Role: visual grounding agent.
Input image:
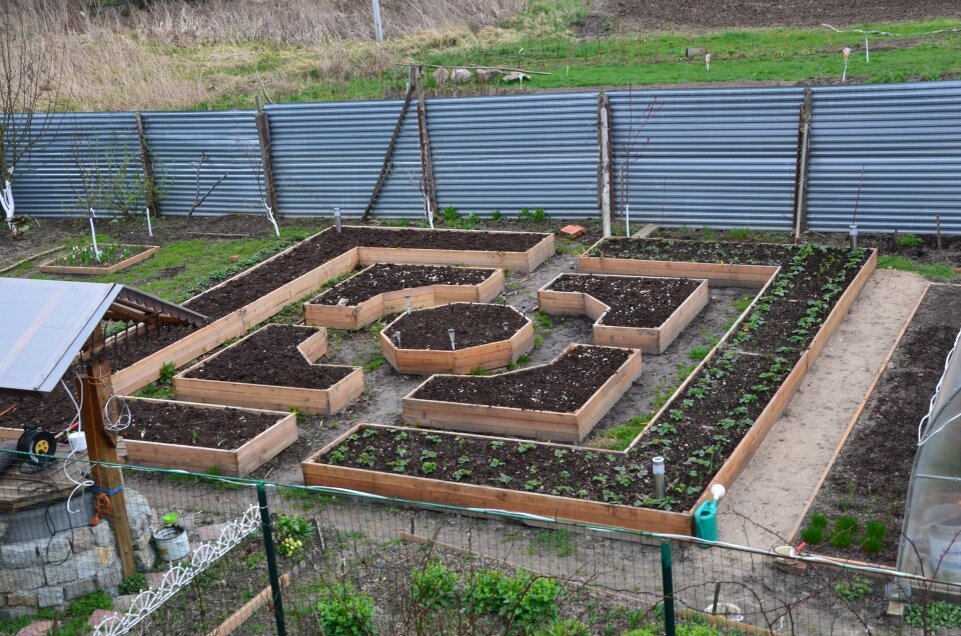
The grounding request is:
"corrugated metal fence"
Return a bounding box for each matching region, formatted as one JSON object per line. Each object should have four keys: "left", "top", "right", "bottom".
{"left": 9, "top": 80, "right": 961, "bottom": 233}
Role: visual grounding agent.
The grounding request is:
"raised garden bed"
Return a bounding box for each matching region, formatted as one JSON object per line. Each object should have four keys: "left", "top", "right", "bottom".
{"left": 174, "top": 324, "right": 363, "bottom": 415}
{"left": 0, "top": 388, "right": 294, "bottom": 476}
{"left": 304, "top": 263, "right": 504, "bottom": 330}
{"left": 381, "top": 303, "right": 533, "bottom": 375}
{"left": 304, "top": 240, "right": 877, "bottom": 534}
{"left": 109, "top": 226, "right": 553, "bottom": 394}
{"left": 537, "top": 274, "right": 708, "bottom": 353}
{"left": 39, "top": 244, "right": 160, "bottom": 275}
{"left": 580, "top": 238, "right": 785, "bottom": 287}
{"left": 402, "top": 344, "right": 642, "bottom": 442}
{"left": 791, "top": 283, "right": 961, "bottom": 568}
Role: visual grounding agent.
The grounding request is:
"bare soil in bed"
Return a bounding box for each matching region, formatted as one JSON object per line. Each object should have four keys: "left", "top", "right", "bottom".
{"left": 410, "top": 345, "right": 632, "bottom": 412}
{"left": 546, "top": 274, "right": 702, "bottom": 327}
{"left": 384, "top": 303, "right": 529, "bottom": 351}
{"left": 310, "top": 263, "right": 493, "bottom": 306}
{"left": 183, "top": 324, "right": 353, "bottom": 388}
{"left": 0, "top": 385, "right": 279, "bottom": 448}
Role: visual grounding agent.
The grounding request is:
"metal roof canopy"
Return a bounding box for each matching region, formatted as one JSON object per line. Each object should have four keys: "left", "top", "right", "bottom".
{"left": 0, "top": 278, "right": 206, "bottom": 393}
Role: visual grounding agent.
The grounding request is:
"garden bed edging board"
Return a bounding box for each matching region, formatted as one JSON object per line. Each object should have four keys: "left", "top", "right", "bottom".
{"left": 579, "top": 238, "right": 776, "bottom": 287}
{"left": 536, "top": 274, "right": 709, "bottom": 353}
{"left": 304, "top": 265, "right": 505, "bottom": 330}
{"left": 110, "top": 227, "right": 554, "bottom": 395}
{"left": 381, "top": 304, "right": 534, "bottom": 375}
{"left": 173, "top": 326, "right": 364, "bottom": 415}
{"left": 125, "top": 397, "right": 295, "bottom": 476}
{"left": 401, "top": 344, "right": 642, "bottom": 442}
{"left": 302, "top": 424, "right": 693, "bottom": 535}
{"left": 302, "top": 248, "right": 877, "bottom": 535}
{"left": 39, "top": 245, "right": 160, "bottom": 276}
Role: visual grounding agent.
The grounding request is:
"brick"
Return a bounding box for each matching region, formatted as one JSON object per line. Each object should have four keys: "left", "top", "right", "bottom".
{"left": 63, "top": 577, "right": 97, "bottom": 601}
{"left": 558, "top": 224, "right": 585, "bottom": 239}
{"left": 0, "top": 541, "right": 41, "bottom": 569}
{"left": 43, "top": 562, "right": 76, "bottom": 586}
{"left": 39, "top": 537, "right": 71, "bottom": 564}
{"left": 6, "top": 591, "right": 38, "bottom": 607}
{"left": 0, "top": 567, "right": 44, "bottom": 593}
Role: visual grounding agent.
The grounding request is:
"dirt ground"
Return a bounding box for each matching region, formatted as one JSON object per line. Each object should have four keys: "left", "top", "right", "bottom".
{"left": 577, "top": 0, "right": 961, "bottom": 34}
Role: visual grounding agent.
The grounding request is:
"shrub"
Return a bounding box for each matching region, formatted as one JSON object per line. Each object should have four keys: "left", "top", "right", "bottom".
{"left": 466, "top": 569, "right": 507, "bottom": 616}
{"left": 316, "top": 582, "right": 375, "bottom": 636}
{"left": 906, "top": 600, "right": 961, "bottom": 631}
{"left": 895, "top": 233, "right": 924, "bottom": 249}
{"left": 834, "top": 576, "right": 873, "bottom": 601}
{"left": 499, "top": 574, "right": 559, "bottom": 633}
{"left": 119, "top": 573, "right": 147, "bottom": 595}
{"left": 411, "top": 561, "right": 458, "bottom": 611}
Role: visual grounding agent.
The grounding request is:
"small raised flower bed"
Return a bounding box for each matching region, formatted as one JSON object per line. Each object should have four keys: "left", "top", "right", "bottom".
{"left": 304, "top": 263, "right": 505, "bottom": 330}
{"left": 537, "top": 274, "right": 708, "bottom": 353}
{"left": 380, "top": 303, "right": 533, "bottom": 375}
{"left": 173, "top": 324, "right": 363, "bottom": 415}
{"left": 402, "top": 344, "right": 642, "bottom": 442}
{"left": 39, "top": 244, "right": 160, "bottom": 275}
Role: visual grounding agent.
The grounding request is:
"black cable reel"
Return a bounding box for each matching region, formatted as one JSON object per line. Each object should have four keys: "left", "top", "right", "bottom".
{"left": 16, "top": 428, "right": 58, "bottom": 468}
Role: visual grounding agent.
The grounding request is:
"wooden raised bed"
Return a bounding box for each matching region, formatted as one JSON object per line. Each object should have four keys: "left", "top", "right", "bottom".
{"left": 111, "top": 227, "right": 553, "bottom": 395}
{"left": 173, "top": 326, "right": 364, "bottom": 415}
{"left": 402, "top": 344, "right": 642, "bottom": 442}
{"left": 302, "top": 249, "right": 877, "bottom": 535}
{"left": 39, "top": 245, "right": 160, "bottom": 275}
{"left": 122, "top": 398, "right": 296, "bottom": 477}
{"left": 536, "top": 274, "right": 709, "bottom": 353}
{"left": 304, "top": 265, "right": 505, "bottom": 330}
{"left": 303, "top": 424, "right": 693, "bottom": 535}
{"left": 381, "top": 304, "right": 534, "bottom": 375}
{"left": 579, "top": 238, "right": 776, "bottom": 287}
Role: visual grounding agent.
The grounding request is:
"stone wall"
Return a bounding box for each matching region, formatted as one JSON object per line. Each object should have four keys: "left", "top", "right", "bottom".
{"left": 0, "top": 489, "right": 155, "bottom": 620}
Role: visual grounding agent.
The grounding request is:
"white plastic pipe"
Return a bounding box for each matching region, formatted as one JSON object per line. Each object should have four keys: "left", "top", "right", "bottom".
{"left": 88, "top": 209, "right": 102, "bottom": 261}
{"left": 145, "top": 206, "right": 153, "bottom": 237}
{"left": 333, "top": 207, "right": 342, "bottom": 234}
{"left": 653, "top": 456, "right": 666, "bottom": 499}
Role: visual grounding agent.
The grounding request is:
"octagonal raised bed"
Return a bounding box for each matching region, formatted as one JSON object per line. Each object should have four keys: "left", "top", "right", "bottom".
{"left": 537, "top": 273, "right": 708, "bottom": 353}
{"left": 380, "top": 303, "right": 534, "bottom": 375}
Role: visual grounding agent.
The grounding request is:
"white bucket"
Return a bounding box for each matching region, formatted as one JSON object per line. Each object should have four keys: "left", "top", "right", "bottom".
{"left": 67, "top": 432, "right": 86, "bottom": 453}
{"left": 703, "top": 602, "right": 744, "bottom": 622}
{"left": 925, "top": 504, "right": 961, "bottom": 582}
{"left": 153, "top": 526, "right": 190, "bottom": 561}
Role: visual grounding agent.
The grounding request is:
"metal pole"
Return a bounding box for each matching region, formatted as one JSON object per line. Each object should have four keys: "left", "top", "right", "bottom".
{"left": 661, "top": 541, "right": 676, "bottom": 636}
{"left": 371, "top": 0, "right": 384, "bottom": 42}
{"left": 257, "top": 483, "right": 287, "bottom": 636}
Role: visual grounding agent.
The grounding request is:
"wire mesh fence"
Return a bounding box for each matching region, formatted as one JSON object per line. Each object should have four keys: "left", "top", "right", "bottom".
{"left": 0, "top": 449, "right": 958, "bottom": 635}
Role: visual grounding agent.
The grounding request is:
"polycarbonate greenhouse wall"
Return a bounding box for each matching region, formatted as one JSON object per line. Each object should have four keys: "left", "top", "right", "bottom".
{"left": 8, "top": 80, "right": 961, "bottom": 233}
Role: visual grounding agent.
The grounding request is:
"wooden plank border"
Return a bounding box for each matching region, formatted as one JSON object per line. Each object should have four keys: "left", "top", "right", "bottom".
{"left": 304, "top": 265, "right": 505, "bottom": 330}
{"left": 39, "top": 245, "right": 160, "bottom": 276}
{"left": 119, "top": 397, "right": 296, "bottom": 477}
{"left": 173, "top": 325, "right": 364, "bottom": 415}
{"left": 401, "top": 344, "right": 642, "bottom": 443}
{"left": 537, "top": 274, "right": 709, "bottom": 353}
{"left": 381, "top": 304, "right": 533, "bottom": 375}
{"left": 303, "top": 423, "right": 693, "bottom": 534}
{"left": 112, "top": 227, "right": 553, "bottom": 394}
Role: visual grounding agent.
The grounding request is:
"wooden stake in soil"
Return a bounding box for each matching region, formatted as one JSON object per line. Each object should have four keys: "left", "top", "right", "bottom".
{"left": 415, "top": 66, "right": 439, "bottom": 224}
{"left": 598, "top": 93, "right": 614, "bottom": 238}
{"left": 135, "top": 112, "right": 160, "bottom": 219}
{"left": 255, "top": 96, "right": 279, "bottom": 216}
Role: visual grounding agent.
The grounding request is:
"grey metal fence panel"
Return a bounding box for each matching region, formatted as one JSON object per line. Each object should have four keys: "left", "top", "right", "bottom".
{"left": 11, "top": 112, "right": 142, "bottom": 218}
{"left": 807, "top": 81, "right": 961, "bottom": 234}
{"left": 428, "top": 92, "right": 600, "bottom": 217}
{"left": 266, "top": 100, "right": 422, "bottom": 217}
{"left": 141, "top": 110, "right": 265, "bottom": 216}
{"left": 609, "top": 87, "right": 804, "bottom": 231}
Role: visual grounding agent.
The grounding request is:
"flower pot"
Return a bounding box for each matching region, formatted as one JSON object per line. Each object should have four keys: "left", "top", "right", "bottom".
{"left": 153, "top": 525, "right": 190, "bottom": 561}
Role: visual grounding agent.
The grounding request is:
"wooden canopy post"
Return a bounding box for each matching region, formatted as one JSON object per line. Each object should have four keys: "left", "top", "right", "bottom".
{"left": 77, "top": 342, "right": 137, "bottom": 577}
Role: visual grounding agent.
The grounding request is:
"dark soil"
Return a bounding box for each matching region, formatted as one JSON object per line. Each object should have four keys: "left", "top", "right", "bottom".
{"left": 321, "top": 240, "right": 871, "bottom": 512}
{"left": 183, "top": 325, "right": 353, "bottom": 389}
{"left": 576, "top": 0, "right": 961, "bottom": 32}
{"left": 310, "top": 263, "right": 494, "bottom": 306}
{"left": 411, "top": 345, "right": 632, "bottom": 412}
{"left": 110, "top": 226, "right": 546, "bottom": 372}
{"left": 0, "top": 384, "right": 280, "bottom": 449}
{"left": 802, "top": 284, "right": 961, "bottom": 566}
{"left": 546, "top": 274, "right": 702, "bottom": 327}
{"left": 384, "top": 303, "right": 529, "bottom": 351}
{"left": 585, "top": 238, "right": 792, "bottom": 265}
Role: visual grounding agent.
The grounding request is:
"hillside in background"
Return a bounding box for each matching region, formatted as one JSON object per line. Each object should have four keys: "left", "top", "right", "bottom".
{"left": 13, "top": 0, "right": 961, "bottom": 111}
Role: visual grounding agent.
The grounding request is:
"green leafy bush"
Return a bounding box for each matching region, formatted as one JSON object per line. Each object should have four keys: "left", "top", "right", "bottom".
{"left": 498, "top": 574, "right": 559, "bottom": 633}
{"left": 316, "top": 582, "right": 375, "bottom": 636}
{"left": 906, "top": 600, "right": 961, "bottom": 631}
{"left": 119, "top": 573, "right": 147, "bottom": 595}
{"left": 895, "top": 233, "right": 924, "bottom": 249}
{"left": 466, "top": 569, "right": 507, "bottom": 616}
{"left": 834, "top": 576, "right": 873, "bottom": 601}
{"left": 411, "top": 561, "right": 458, "bottom": 611}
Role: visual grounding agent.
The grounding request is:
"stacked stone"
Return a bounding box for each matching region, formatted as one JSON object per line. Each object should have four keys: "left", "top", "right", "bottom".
{"left": 0, "top": 489, "right": 155, "bottom": 619}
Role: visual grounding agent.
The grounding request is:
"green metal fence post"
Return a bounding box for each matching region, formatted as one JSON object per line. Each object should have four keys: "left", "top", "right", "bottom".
{"left": 661, "top": 541, "right": 676, "bottom": 636}
{"left": 257, "top": 482, "right": 287, "bottom": 636}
